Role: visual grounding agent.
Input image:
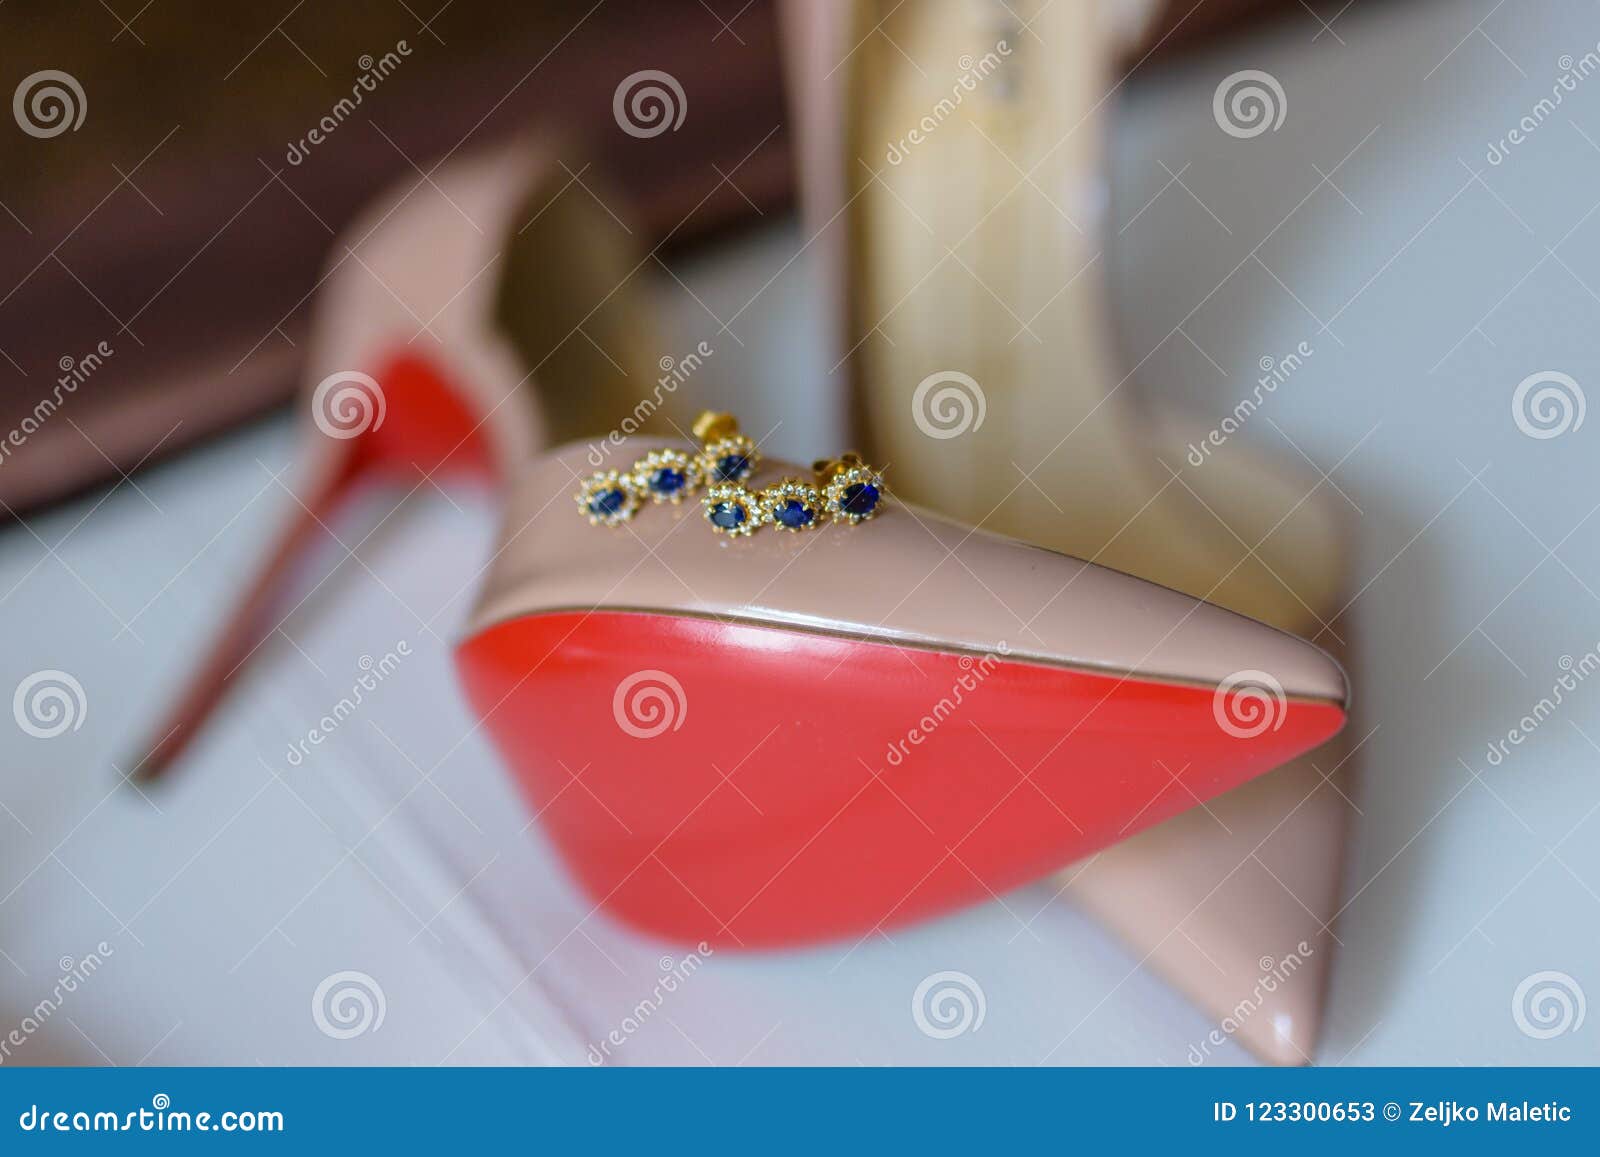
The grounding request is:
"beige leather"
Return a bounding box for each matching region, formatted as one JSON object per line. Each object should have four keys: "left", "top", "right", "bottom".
{"left": 301, "top": 138, "right": 672, "bottom": 469}
{"left": 1072, "top": 755, "right": 1350, "bottom": 1066}
{"left": 304, "top": 142, "right": 551, "bottom": 469}
{"left": 842, "top": 0, "right": 1343, "bottom": 626}
{"left": 467, "top": 440, "right": 1346, "bottom": 707}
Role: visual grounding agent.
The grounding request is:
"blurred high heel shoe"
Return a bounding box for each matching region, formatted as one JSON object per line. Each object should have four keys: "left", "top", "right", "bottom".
{"left": 132, "top": 138, "right": 674, "bottom": 780}
{"left": 135, "top": 121, "right": 1344, "bottom": 953}
{"left": 783, "top": 0, "right": 1353, "bottom": 1060}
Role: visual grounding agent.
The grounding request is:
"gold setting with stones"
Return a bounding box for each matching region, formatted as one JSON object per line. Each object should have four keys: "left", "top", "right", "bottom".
{"left": 702, "top": 483, "right": 761, "bottom": 537}
{"left": 630, "top": 447, "right": 703, "bottom": 505}
{"left": 815, "top": 453, "right": 889, "bottom": 525}
{"left": 756, "top": 477, "right": 825, "bottom": 533}
{"left": 575, "top": 470, "right": 641, "bottom": 527}
{"left": 700, "top": 433, "right": 760, "bottom": 484}
{"left": 692, "top": 410, "right": 761, "bottom": 485}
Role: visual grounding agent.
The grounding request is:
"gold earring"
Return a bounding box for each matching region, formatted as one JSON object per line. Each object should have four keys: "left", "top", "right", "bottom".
{"left": 814, "top": 453, "right": 888, "bottom": 524}
{"left": 630, "top": 447, "right": 703, "bottom": 505}
{"left": 703, "top": 482, "right": 761, "bottom": 537}
{"left": 575, "top": 470, "right": 642, "bottom": 526}
{"left": 757, "top": 478, "right": 825, "bottom": 532}
{"left": 693, "top": 410, "right": 760, "bottom": 486}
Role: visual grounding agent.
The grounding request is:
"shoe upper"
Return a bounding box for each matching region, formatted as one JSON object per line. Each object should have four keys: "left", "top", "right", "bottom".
{"left": 465, "top": 439, "right": 1348, "bottom": 708}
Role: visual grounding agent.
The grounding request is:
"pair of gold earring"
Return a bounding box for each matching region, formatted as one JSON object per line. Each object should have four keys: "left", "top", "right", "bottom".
{"left": 576, "top": 411, "right": 761, "bottom": 527}
{"left": 704, "top": 451, "right": 888, "bottom": 539}
{"left": 576, "top": 411, "right": 888, "bottom": 537}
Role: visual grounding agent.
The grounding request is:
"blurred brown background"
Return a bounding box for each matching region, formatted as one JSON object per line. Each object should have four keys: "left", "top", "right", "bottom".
{"left": 0, "top": 0, "right": 1297, "bottom": 514}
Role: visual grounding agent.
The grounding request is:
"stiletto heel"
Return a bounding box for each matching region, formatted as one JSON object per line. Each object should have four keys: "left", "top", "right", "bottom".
{"left": 132, "top": 354, "right": 491, "bottom": 780}
{"left": 133, "top": 138, "right": 669, "bottom": 781}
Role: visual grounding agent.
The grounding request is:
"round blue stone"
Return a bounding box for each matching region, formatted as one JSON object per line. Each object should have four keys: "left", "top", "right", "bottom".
{"left": 709, "top": 501, "right": 746, "bottom": 529}
{"left": 773, "top": 499, "right": 814, "bottom": 529}
{"left": 714, "top": 454, "right": 751, "bottom": 482}
{"left": 840, "top": 482, "right": 879, "bottom": 516}
{"left": 588, "top": 488, "right": 627, "bottom": 517}
{"left": 651, "top": 467, "right": 687, "bottom": 494}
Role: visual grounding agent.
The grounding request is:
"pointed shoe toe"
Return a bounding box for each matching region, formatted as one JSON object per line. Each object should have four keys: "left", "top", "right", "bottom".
{"left": 456, "top": 442, "right": 1347, "bottom": 947}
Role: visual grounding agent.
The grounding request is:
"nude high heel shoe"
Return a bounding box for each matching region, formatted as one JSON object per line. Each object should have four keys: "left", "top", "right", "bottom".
{"left": 133, "top": 138, "right": 673, "bottom": 781}
{"left": 784, "top": 0, "right": 1352, "bottom": 1061}
{"left": 456, "top": 439, "right": 1344, "bottom": 947}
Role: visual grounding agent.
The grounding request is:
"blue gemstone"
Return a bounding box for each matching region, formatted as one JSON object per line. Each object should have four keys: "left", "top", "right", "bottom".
{"left": 773, "top": 499, "right": 814, "bottom": 529}
{"left": 840, "top": 482, "right": 879, "bottom": 516}
{"left": 651, "top": 467, "right": 687, "bottom": 494}
{"left": 588, "top": 488, "right": 627, "bottom": 517}
{"left": 709, "top": 501, "right": 746, "bottom": 529}
{"left": 714, "top": 454, "right": 751, "bottom": 482}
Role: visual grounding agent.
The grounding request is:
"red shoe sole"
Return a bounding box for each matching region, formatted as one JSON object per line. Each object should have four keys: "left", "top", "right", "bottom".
{"left": 456, "top": 610, "right": 1344, "bottom": 948}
